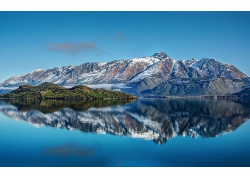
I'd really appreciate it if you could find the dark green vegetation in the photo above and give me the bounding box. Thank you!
[0,82,137,100]
[1,99,135,114]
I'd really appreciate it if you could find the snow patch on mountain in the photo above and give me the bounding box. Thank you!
[0,52,248,95]
[129,60,161,83]
[184,58,199,67]
[130,57,160,65]
[172,60,179,74]
[30,69,45,73]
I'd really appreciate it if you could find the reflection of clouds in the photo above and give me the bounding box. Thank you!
[44,143,94,157]
[87,105,130,113]
[44,143,111,166]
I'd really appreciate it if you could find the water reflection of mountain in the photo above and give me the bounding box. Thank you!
[0,99,249,144]
[0,99,134,113]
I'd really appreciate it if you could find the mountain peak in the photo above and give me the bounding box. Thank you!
[0,52,249,97]
[152,52,169,59]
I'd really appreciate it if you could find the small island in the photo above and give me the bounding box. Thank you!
[0,82,137,100]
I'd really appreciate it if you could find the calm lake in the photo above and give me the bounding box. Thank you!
[0,98,249,167]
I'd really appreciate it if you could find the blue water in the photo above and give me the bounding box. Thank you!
[0,99,249,167]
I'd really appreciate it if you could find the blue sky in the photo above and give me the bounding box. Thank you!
[0,11,250,82]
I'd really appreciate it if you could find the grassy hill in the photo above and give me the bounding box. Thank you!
[0,82,137,100]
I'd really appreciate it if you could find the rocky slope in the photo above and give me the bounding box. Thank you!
[0,99,249,144]
[0,52,249,96]
[232,87,250,99]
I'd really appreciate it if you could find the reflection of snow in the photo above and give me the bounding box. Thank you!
[0,99,246,144]
[129,113,161,132]
[173,121,179,133]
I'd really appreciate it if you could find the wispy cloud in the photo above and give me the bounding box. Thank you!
[47,41,103,55]
[114,30,128,40]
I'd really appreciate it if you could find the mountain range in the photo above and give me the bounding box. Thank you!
[1,52,249,96]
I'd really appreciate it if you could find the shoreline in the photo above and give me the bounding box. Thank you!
[0,97,137,100]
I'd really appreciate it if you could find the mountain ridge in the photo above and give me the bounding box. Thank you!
[0,52,249,96]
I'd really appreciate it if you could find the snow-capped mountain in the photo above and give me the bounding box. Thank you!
[0,52,249,96]
[0,99,249,144]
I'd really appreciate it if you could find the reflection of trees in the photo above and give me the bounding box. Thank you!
[0,99,135,113]
[0,99,249,144]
